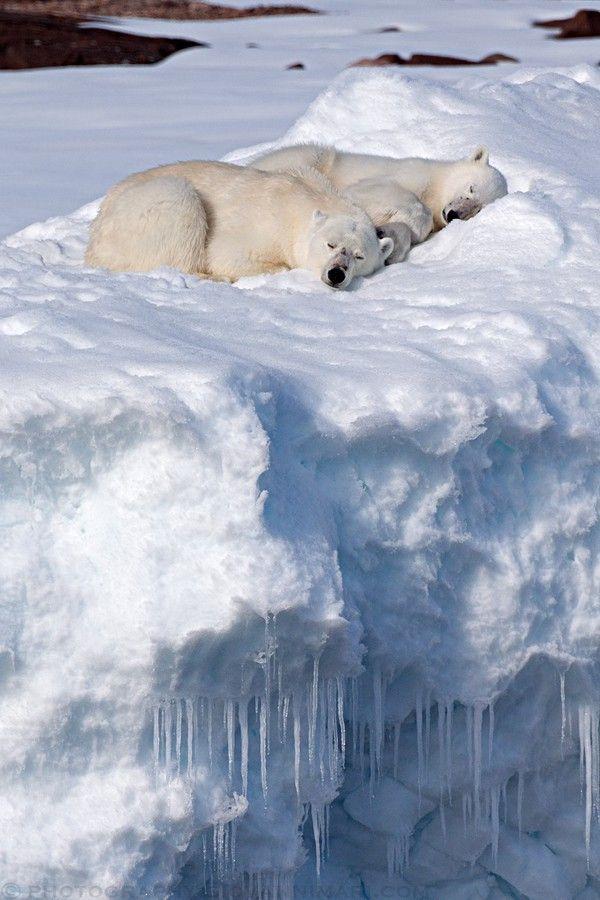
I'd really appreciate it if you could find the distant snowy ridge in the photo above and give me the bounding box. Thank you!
[2,65,600,898]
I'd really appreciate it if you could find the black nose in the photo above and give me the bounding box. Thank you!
[445,210,460,223]
[327,266,346,286]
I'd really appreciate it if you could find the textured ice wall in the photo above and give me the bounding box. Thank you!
[2,66,600,898]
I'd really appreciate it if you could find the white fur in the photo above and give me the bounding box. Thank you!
[86,160,394,289]
[252,145,508,263]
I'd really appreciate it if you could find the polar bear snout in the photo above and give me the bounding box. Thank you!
[442,199,481,225]
[326,265,347,287]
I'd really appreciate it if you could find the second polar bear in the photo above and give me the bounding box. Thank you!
[252,145,508,264]
[85,161,394,289]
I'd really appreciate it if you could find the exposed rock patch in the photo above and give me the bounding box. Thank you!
[0,10,203,69]
[350,51,518,67]
[0,0,319,21]
[286,61,304,69]
[534,9,600,39]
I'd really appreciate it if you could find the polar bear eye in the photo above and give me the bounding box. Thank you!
[354,253,365,260]
[327,242,336,249]
[469,186,475,194]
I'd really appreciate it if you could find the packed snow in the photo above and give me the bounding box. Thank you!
[3,55,600,900]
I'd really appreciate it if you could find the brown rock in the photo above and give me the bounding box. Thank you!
[0,0,320,21]
[480,53,519,63]
[0,10,203,69]
[534,9,600,39]
[286,61,304,69]
[351,53,404,67]
[350,51,518,68]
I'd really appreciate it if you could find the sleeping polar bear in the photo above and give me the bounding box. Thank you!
[252,144,508,264]
[85,160,394,289]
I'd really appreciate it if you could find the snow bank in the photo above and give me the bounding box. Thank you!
[2,65,600,897]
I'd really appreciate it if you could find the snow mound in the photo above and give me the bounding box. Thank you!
[3,66,600,898]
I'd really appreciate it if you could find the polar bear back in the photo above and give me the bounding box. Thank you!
[85,159,378,282]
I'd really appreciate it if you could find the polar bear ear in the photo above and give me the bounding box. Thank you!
[313,209,326,224]
[379,236,394,260]
[470,146,489,165]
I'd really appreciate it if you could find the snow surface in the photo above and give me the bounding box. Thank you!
[3,59,600,899]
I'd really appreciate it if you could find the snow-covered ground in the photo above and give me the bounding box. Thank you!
[3,57,600,897]
[2,2,600,898]
[1,0,600,236]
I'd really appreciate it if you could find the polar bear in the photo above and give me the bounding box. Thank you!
[85,160,394,289]
[252,144,508,264]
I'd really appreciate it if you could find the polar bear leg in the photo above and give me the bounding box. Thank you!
[86,175,208,274]
[344,177,434,249]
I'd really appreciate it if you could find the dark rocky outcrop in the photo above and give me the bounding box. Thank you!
[286,61,304,69]
[0,0,319,21]
[350,51,518,68]
[534,9,600,39]
[0,11,203,69]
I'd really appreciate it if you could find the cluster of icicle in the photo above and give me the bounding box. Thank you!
[152,656,345,897]
[152,662,600,895]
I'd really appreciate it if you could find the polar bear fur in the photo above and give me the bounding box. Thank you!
[85,160,394,289]
[252,144,508,264]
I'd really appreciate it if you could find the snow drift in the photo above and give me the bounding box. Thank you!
[2,65,600,898]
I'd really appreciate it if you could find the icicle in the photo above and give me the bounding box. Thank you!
[165,700,173,773]
[437,699,446,801]
[293,694,301,799]
[308,656,320,771]
[462,792,468,836]
[424,690,431,781]
[207,701,214,770]
[351,677,358,766]
[263,614,274,755]
[488,701,494,766]
[186,698,195,778]
[560,671,566,759]
[416,689,424,802]
[336,676,346,765]
[501,779,508,824]
[277,663,284,744]
[326,680,336,783]
[517,770,524,837]
[318,680,327,783]
[580,706,586,798]
[176,699,183,775]
[153,705,160,772]
[239,699,249,797]
[445,699,453,804]
[386,835,409,877]
[490,785,500,865]
[282,695,291,745]
[230,820,237,876]
[594,708,600,825]
[579,705,593,869]
[226,700,236,784]
[473,704,483,825]
[260,695,268,802]
[311,804,322,880]
[466,705,473,780]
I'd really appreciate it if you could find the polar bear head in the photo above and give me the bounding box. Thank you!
[306,210,394,289]
[431,147,508,230]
